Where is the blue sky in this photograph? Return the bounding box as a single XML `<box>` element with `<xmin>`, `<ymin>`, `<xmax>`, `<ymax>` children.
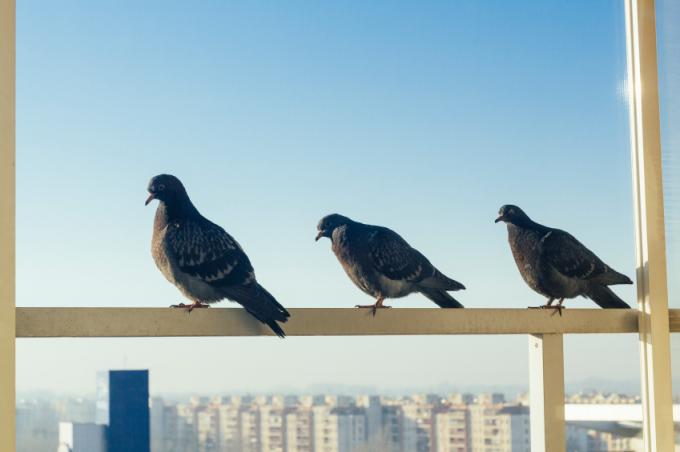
<box><xmin>14</xmin><ymin>0</ymin><xmax>674</xmax><ymax>395</ymax></box>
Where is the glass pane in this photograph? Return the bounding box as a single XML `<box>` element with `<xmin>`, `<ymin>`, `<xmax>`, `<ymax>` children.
<box><xmin>16</xmin><ymin>2</ymin><xmax>639</xmax><ymax>451</ymax></box>
<box><xmin>658</xmin><ymin>0</ymin><xmax>680</xmax><ymax>448</ymax></box>
<box><xmin>659</xmin><ymin>0</ymin><xmax>680</xmax><ymax>310</ymax></box>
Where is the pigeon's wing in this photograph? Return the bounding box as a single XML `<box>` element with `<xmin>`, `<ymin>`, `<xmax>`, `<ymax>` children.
<box><xmin>366</xmin><ymin>227</ymin><xmax>434</xmax><ymax>282</ymax></box>
<box><xmin>541</xmin><ymin>229</ymin><xmax>609</xmax><ymax>281</ymax></box>
<box><xmin>165</xmin><ymin>220</ymin><xmax>255</xmax><ymax>288</ymax></box>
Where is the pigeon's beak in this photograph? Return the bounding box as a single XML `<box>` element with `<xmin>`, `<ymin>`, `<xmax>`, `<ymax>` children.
<box><xmin>145</xmin><ymin>193</ymin><xmax>155</xmax><ymax>206</ymax></box>
<box><xmin>315</xmin><ymin>231</ymin><xmax>324</xmax><ymax>242</ymax></box>
<box><xmin>494</xmin><ymin>215</ymin><xmax>504</xmax><ymax>224</ymax></box>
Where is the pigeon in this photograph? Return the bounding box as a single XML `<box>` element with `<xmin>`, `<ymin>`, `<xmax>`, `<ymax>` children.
<box><xmin>146</xmin><ymin>174</ymin><xmax>290</xmax><ymax>337</ymax></box>
<box><xmin>495</xmin><ymin>204</ymin><xmax>632</xmax><ymax>311</ymax></box>
<box><xmin>315</xmin><ymin>214</ymin><xmax>465</xmax><ymax>314</ymax></box>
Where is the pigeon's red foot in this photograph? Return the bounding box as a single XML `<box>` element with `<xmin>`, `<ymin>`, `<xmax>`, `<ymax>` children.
<box><xmin>355</xmin><ymin>298</ymin><xmax>391</xmax><ymax>317</ymax></box>
<box><xmin>355</xmin><ymin>304</ymin><xmax>392</xmax><ymax>317</ymax></box>
<box><xmin>549</xmin><ymin>305</ymin><xmax>564</xmax><ymax>317</ymax></box>
<box><xmin>170</xmin><ymin>302</ymin><xmax>210</xmax><ymax>313</ymax></box>
<box><xmin>550</xmin><ymin>299</ymin><xmax>565</xmax><ymax>317</ymax></box>
<box><xmin>527</xmin><ymin>303</ymin><xmax>564</xmax><ymax>317</ymax></box>
<box><xmin>528</xmin><ymin>298</ymin><xmax>554</xmax><ymax>310</ymax></box>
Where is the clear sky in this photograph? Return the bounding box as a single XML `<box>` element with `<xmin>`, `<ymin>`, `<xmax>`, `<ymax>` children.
<box><xmin>14</xmin><ymin>0</ymin><xmax>676</xmax><ymax>396</ymax></box>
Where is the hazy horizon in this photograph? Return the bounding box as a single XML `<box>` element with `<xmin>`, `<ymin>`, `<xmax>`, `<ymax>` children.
<box><xmin>16</xmin><ymin>376</ymin><xmax>652</xmax><ymax>401</ymax></box>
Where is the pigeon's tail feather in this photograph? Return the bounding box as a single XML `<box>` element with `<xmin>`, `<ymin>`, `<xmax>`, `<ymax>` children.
<box><xmin>420</xmin><ymin>269</ymin><xmax>466</xmax><ymax>291</ymax></box>
<box><xmin>257</xmin><ymin>284</ymin><xmax>291</xmax><ymax>320</ymax></box>
<box><xmin>598</xmin><ymin>269</ymin><xmax>634</xmax><ymax>286</ymax></box>
<box><xmin>585</xmin><ymin>285</ymin><xmax>631</xmax><ymax>309</ymax></box>
<box><xmin>265</xmin><ymin>319</ymin><xmax>287</xmax><ymax>338</ymax></box>
<box><xmin>420</xmin><ymin>288</ymin><xmax>464</xmax><ymax>308</ymax></box>
<box><xmin>240</xmin><ymin>284</ymin><xmax>290</xmax><ymax>338</ymax></box>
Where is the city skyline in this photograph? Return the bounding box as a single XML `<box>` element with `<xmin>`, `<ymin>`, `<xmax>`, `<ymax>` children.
<box><xmin>17</xmin><ymin>380</ymin><xmax>654</xmax><ymax>452</ymax></box>
<box><xmin>14</xmin><ymin>0</ymin><xmax>679</xmax><ymax>396</ymax></box>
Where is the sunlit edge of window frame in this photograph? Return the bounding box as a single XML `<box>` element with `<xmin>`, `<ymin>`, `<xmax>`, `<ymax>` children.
<box><xmin>625</xmin><ymin>0</ymin><xmax>674</xmax><ymax>450</ymax></box>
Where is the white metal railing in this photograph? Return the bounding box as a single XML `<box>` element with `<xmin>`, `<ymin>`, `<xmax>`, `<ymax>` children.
<box><xmin>0</xmin><ymin>0</ymin><xmax>674</xmax><ymax>451</ymax></box>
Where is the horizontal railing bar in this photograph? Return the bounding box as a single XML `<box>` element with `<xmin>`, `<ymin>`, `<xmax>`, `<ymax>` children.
<box><xmin>13</xmin><ymin>308</ymin><xmax>651</xmax><ymax>338</ymax></box>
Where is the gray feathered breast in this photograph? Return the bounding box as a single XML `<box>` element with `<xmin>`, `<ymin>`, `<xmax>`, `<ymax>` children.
<box><xmin>152</xmin><ymin>209</ymin><xmax>256</xmax><ymax>303</ymax></box>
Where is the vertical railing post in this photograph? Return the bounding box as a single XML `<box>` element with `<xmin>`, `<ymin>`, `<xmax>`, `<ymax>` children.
<box><xmin>0</xmin><ymin>0</ymin><xmax>16</xmax><ymax>450</ymax></box>
<box><xmin>529</xmin><ymin>334</ymin><xmax>565</xmax><ymax>452</ymax></box>
<box><xmin>624</xmin><ymin>0</ymin><xmax>675</xmax><ymax>450</ymax></box>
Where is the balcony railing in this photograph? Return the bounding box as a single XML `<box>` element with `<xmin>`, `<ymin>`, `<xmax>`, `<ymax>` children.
<box><xmin>13</xmin><ymin>307</ymin><xmax>647</xmax><ymax>337</ymax></box>
<box><xmin>0</xmin><ymin>0</ymin><xmax>673</xmax><ymax>451</ymax></box>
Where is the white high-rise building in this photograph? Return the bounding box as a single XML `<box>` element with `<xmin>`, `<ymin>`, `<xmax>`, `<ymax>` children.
<box><xmin>313</xmin><ymin>405</ymin><xmax>339</xmax><ymax>452</ymax></box>
<box><xmin>196</xmin><ymin>406</ymin><xmax>220</xmax><ymax>452</ymax></box>
<box><xmin>469</xmin><ymin>404</ymin><xmax>529</xmax><ymax>452</ymax></box>
<box><xmin>433</xmin><ymin>407</ymin><xmax>470</xmax><ymax>452</ymax></box>
<box><xmin>312</xmin><ymin>405</ymin><xmax>367</xmax><ymax>452</ymax></box>
<box><xmin>285</xmin><ymin>407</ymin><xmax>314</xmax><ymax>452</ymax></box>
<box><xmin>401</xmin><ymin>400</ymin><xmax>435</xmax><ymax>452</ymax></box>
<box><xmin>259</xmin><ymin>406</ymin><xmax>285</xmax><ymax>452</ymax></box>
<box><xmin>217</xmin><ymin>403</ymin><xmax>242</xmax><ymax>452</ymax></box>
<box><xmin>240</xmin><ymin>405</ymin><xmax>261</xmax><ymax>452</ymax></box>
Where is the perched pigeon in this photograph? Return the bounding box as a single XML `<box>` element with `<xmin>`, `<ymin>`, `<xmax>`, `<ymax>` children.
<box><xmin>316</xmin><ymin>214</ymin><xmax>465</xmax><ymax>314</ymax></box>
<box><xmin>495</xmin><ymin>204</ymin><xmax>632</xmax><ymax>311</ymax></box>
<box><xmin>146</xmin><ymin>174</ymin><xmax>290</xmax><ymax>337</ymax></box>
